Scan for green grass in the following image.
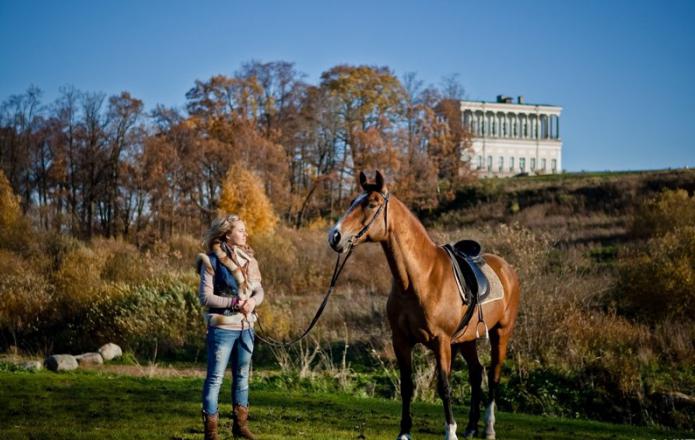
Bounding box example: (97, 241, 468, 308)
(0, 370, 690, 439)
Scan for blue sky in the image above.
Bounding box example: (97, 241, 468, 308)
(1, 0, 694, 171)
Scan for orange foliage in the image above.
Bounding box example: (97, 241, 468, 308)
(218, 163, 278, 236)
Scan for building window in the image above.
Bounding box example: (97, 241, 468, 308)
(530, 158, 536, 171)
(491, 120, 496, 136)
(551, 159, 557, 172)
(519, 157, 526, 172)
(476, 155, 483, 170)
(541, 158, 546, 170)
(498, 156, 504, 172)
(487, 156, 493, 172)
(509, 157, 515, 172)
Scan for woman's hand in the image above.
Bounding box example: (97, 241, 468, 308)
(239, 298, 256, 315)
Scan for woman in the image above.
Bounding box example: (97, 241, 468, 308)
(196, 214, 264, 440)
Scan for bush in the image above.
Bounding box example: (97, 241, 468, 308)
(631, 188, 695, 238)
(616, 226, 695, 322)
(92, 237, 150, 284)
(86, 274, 204, 358)
(51, 244, 105, 320)
(0, 249, 51, 348)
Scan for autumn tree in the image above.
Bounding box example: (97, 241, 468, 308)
(319, 65, 406, 205)
(390, 72, 439, 211)
(0, 60, 475, 240)
(0, 169, 31, 250)
(218, 163, 278, 236)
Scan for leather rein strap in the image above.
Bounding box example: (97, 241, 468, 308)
(254, 191, 389, 347)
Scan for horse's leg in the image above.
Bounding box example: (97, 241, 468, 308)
(484, 327, 511, 440)
(394, 336, 414, 440)
(459, 340, 482, 439)
(434, 337, 457, 440)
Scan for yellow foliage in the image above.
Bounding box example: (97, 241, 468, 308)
(0, 170, 20, 228)
(305, 216, 331, 231)
(0, 169, 30, 250)
(632, 188, 695, 238)
(0, 249, 50, 337)
(218, 163, 278, 236)
(53, 244, 106, 316)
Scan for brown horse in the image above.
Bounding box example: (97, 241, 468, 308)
(328, 171, 520, 440)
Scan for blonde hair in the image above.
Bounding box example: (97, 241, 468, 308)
(203, 214, 253, 254)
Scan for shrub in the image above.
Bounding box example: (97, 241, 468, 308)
(0, 249, 51, 348)
(86, 274, 204, 358)
(92, 237, 151, 284)
(51, 244, 106, 319)
(631, 188, 695, 238)
(616, 226, 695, 322)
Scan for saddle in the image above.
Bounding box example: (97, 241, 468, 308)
(442, 239, 490, 305)
(442, 239, 491, 339)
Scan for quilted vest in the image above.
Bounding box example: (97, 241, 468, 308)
(207, 253, 239, 315)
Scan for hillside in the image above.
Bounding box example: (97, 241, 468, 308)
(425, 168, 695, 246)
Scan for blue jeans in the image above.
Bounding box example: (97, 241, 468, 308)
(202, 326, 254, 414)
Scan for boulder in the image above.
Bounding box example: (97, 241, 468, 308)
(19, 360, 42, 371)
(45, 354, 78, 372)
(98, 343, 122, 361)
(75, 352, 104, 366)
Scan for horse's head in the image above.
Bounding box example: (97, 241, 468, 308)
(328, 170, 390, 253)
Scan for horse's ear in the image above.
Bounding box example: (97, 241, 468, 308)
(359, 171, 368, 190)
(375, 170, 385, 192)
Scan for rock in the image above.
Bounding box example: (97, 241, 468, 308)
(75, 352, 104, 366)
(45, 354, 78, 372)
(19, 360, 42, 371)
(98, 343, 122, 361)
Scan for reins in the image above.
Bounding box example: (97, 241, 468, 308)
(254, 191, 390, 347)
(254, 243, 354, 347)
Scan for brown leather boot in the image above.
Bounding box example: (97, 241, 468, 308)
(232, 404, 256, 439)
(202, 410, 220, 440)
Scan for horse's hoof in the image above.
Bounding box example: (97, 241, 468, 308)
(462, 429, 477, 439)
(396, 434, 412, 440)
(484, 430, 496, 440)
(444, 422, 458, 440)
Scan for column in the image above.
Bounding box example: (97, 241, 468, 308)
(556, 115, 560, 139)
(523, 114, 528, 139)
(548, 115, 553, 139)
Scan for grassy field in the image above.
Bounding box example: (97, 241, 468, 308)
(0, 370, 690, 440)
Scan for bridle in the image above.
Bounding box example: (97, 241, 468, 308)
(254, 190, 390, 347)
(347, 190, 390, 248)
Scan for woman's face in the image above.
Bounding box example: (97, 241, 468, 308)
(226, 221, 247, 247)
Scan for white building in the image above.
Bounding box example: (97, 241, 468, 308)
(461, 96, 562, 177)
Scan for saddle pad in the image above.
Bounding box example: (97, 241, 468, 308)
(480, 264, 504, 305)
